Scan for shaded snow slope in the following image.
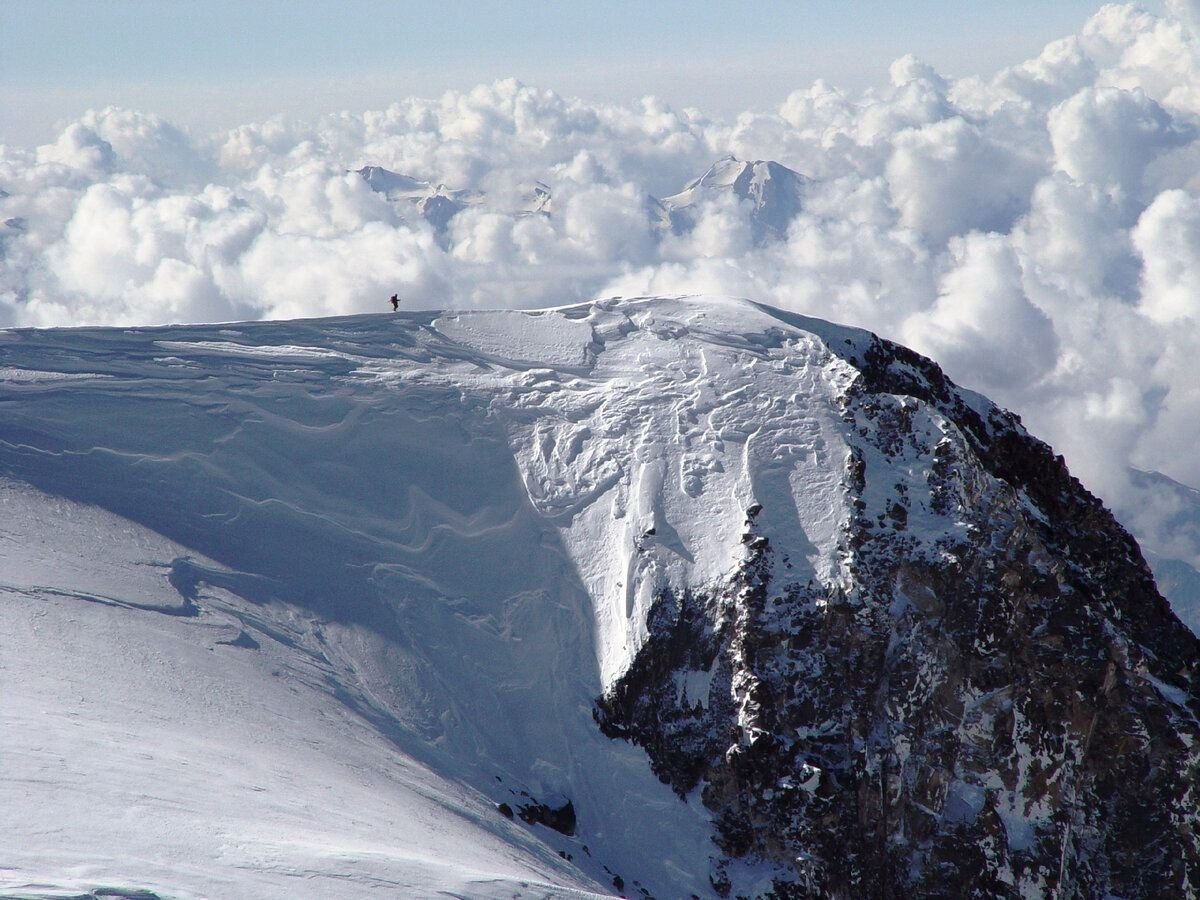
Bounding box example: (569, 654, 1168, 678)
(7, 296, 839, 898)
(0, 482, 605, 900)
(3, 296, 1197, 897)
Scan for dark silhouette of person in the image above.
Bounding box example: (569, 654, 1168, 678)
(390, 294, 399, 311)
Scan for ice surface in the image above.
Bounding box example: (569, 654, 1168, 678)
(1, 367, 109, 382)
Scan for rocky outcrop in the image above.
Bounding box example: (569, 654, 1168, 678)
(597, 327, 1200, 898)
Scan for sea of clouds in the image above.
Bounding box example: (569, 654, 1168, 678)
(4, 2, 1200, 568)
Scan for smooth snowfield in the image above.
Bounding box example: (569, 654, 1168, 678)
(0, 296, 880, 897)
(0, 479, 609, 900)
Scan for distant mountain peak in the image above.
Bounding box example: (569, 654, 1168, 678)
(355, 165, 548, 231)
(658, 156, 811, 243)
(355, 165, 430, 198)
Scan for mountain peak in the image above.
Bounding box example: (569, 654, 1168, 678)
(658, 157, 811, 243)
(3, 295, 1198, 897)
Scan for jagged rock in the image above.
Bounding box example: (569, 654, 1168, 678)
(518, 799, 577, 836)
(596, 308, 1200, 898)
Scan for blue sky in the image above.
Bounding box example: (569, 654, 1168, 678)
(1, 1, 1148, 145)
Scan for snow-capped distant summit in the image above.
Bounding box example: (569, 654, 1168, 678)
(521, 180, 552, 216)
(356, 164, 432, 198)
(356, 159, 810, 245)
(355, 165, 549, 234)
(1128, 467, 1200, 633)
(355, 165, 483, 237)
(3, 296, 1198, 898)
(657, 156, 811, 243)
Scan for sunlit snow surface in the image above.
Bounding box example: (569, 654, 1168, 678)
(0, 296, 873, 897)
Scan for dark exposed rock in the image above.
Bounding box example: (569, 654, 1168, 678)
(597, 334, 1200, 897)
(517, 798, 577, 837)
(217, 629, 260, 650)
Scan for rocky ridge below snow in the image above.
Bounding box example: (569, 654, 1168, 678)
(591, 308, 1200, 895)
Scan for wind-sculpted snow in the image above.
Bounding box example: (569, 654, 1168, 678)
(426, 298, 863, 687)
(3, 296, 1199, 897)
(0, 302, 723, 898)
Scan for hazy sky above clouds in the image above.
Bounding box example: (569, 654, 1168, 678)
(4, 1, 1200, 577)
(3, 1, 1122, 145)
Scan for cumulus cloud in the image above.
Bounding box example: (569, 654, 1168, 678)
(887, 116, 1040, 245)
(1133, 188, 1200, 323)
(8, 4, 1200, 581)
(1047, 86, 1192, 212)
(902, 233, 1058, 394)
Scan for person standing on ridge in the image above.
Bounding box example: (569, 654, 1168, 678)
(390, 294, 400, 311)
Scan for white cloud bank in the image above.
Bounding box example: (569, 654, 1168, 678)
(6, 3, 1200, 570)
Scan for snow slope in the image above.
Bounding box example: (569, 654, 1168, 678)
(0, 481, 607, 900)
(3, 296, 1195, 897)
(5, 296, 841, 898)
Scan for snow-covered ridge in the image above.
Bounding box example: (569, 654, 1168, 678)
(0, 295, 876, 897)
(4, 295, 1198, 897)
(3, 293, 875, 690)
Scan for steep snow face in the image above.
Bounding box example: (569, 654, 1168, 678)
(434, 298, 860, 688)
(3, 295, 1198, 898)
(2, 295, 866, 897)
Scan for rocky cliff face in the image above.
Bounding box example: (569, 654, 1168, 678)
(595, 315, 1200, 898)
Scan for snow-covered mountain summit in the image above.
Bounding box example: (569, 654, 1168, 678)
(3, 296, 1198, 898)
(356, 158, 808, 246)
(657, 157, 810, 243)
(355, 165, 549, 234)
